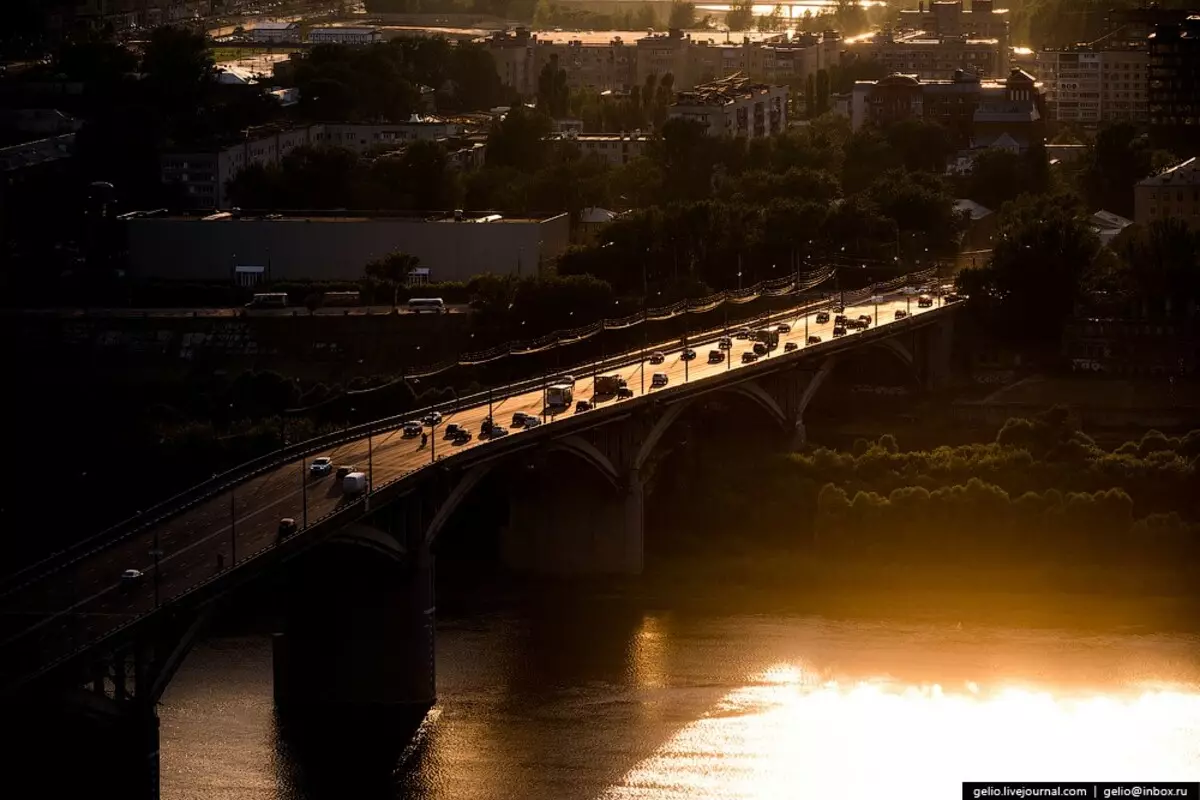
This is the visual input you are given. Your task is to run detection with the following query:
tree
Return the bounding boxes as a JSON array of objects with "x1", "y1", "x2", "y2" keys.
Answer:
[
  {"x1": 957, "y1": 194, "x2": 1102, "y2": 344},
  {"x1": 668, "y1": 0, "x2": 696, "y2": 28},
  {"x1": 965, "y1": 148, "x2": 1038, "y2": 211},
  {"x1": 726, "y1": 0, "x2": 754, "y2": 31},
  {"x1": 885, "y1": 119, "x2": 955, "y2": 174},
  {"x1": 1079, "y1": 122, "x2": 1175, "y2": 217},
  {"x1": 805, "y1": 74, "x2": 816, "y2": 119},
  {"x1": 536, "y1": 54, "x2": 569, "y2": 118},
  {"x1": 141, "y1": 26, "x2": 215, "y2": 111},
  {"x1": 1113, "y1": 217, "x2": 1200, "y2": 317},
  {"x1": 486, "y1": 105, "x2": 554, "y2": 171},
  {"x1": 365, "y1": 252, "x2": 422, "y2": 307},
  {"x1": 814, "y1": 69, "x2": 831, "y2": 116}
]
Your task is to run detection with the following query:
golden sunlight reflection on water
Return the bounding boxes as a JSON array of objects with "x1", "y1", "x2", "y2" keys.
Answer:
[{"x1": 604, "y1": 664, "x2": 1200, "y2": 800}]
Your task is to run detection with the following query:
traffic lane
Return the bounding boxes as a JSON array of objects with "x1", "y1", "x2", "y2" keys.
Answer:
[{"x1": 6, "y1": 294, "x2": 927, "y2": 626}]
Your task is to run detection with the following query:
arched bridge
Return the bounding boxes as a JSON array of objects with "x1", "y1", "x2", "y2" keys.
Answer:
[{"x1": 0, "y1": 286, "x2": 962, "y2": 799}]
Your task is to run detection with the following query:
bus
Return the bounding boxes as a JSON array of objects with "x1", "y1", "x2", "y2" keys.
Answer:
[
  {"x1": 322, "y1": 291, "x2": 362, "y2": 307},
  {"x1": 245, "y1": 293, "x2": 288, "y2": 309},
  {"x1": 408, "y1": 297, "x2": 447, "y2": 315}
]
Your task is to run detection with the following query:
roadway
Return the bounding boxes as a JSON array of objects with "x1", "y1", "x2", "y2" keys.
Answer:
[{"x1": 0, "y1": 290, "x2": 941, "y2": 686}]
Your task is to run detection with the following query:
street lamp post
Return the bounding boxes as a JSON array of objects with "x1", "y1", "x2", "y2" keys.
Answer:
[
  {"x1": 150, "y1": 532, "x2": 161, "y2": 608},
  {"x1": 640, "y1": 309, "x2": 647, "y2": 394},
  {"x1": 367, "y1": 423, "x2": 374, "y2": 501},
  {"x1": 230, "y1": 487, "x2": 236, "y2": 563},
  {"x1": 431, "y1": 420, "x2": 437, "y2": 463},
  {"x1": 300, "y1": 457, "x2": 308, "y2": 528}
]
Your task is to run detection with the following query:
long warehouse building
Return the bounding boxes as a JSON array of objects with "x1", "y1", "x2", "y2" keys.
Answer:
[{"x1": 125, "y1": 210, "x2": 571, "y2": 285}]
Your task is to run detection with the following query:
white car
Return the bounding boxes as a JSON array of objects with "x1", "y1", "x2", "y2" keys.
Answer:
[
  {"x1": 121, "y1": 569, "x2": 144, "y2": 584},
  {"x1": 309, "y1": 457, "x2": 333, "y2": 476},
  {"x1": 422, "y1": 412, "x2": 443, "y2": 426}
]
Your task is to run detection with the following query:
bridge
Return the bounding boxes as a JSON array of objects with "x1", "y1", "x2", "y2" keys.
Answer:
[{"x1": 0, "y1": 274, "x2": 962, "y2": 798}]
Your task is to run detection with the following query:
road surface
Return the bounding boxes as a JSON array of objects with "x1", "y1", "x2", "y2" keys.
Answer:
[
  {"x1": 0, "y1": 291, "x2": 943, "y2": 684},
  {"x1": 3, "y1": 305, "x2": 471, "y2": 319}
]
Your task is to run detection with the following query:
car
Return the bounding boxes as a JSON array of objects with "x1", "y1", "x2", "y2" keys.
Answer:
[
  {"x1": 832, "y1": 325, "x2": 847, "y2": 337},
  {"x1": 807, "y1": 335, "x2": 822, "y2": 345},
  {"x1": 859, "y1": 314, "x2": 872, "y2": 325},
  {"x1": 649, "y1": 351, "x2": 666, "y2": 365},
  {"x1": 815, "y1": 311, "x2": 830, "y2": 324},
  {"x1": 708, "y1": 350, "x2": 725, "y2": 363},
  {"x1": 734, "y1": 328, "x2": 751, "y2": 340},
  {"x1": 833, "y1": 305, "x2": 845, "y2": 314},
  {"x1": 557, "y1": 374, "x2": 576, "y2": 386},
  {"x1": 510, "y1": 412, "x2": 529, "y2": 428},
  {"x1": 834, "y1": 314, "x2": 847, "y2": 326},
  {"x1": 490, "y1": 425, "x2": 509, "y2": 437},
  {"x1": 718, "y1": 336, "x2": 732, "y2": 349},
  {"x1": 309, "y1": 457, "x2": 333, "y2": 476},
  {"x1": 894, "y1": 309, "x2": 908, "y2": 320},
  {"x1": 523, "y1": 416, "x2": 542, "y2": 427},
  {"x1": 336, "y1": 465, "x2": 357, "y2": 480},
  {"x1": 402, "y1": 423, "x2": 422, "y2": 438},
  {"x1": 681, "y1": 348, "x2": 697, "y2": 361},
  {"x1": 121, "y1": 568, "x2": 145, "y2": 585},
  {"x1": 742, "y1": 351, "x2": 759, "y2": 363},
  {"x1": 918, "y1": 295, "x2": 933, "y2": 308},
  {"x1": 451, "y1": 429, "x2": 473, "y2": 444},
  {"x1": 775, "y1": 323, "x2": 790, "y2": 333},
  {"x1": 422, "y1": 412, "x2": 443, "y2": 426},
  {"x1": 616, "y1": 387, "x2": 634, "y2": 399},
  {"x1": 444, "y1": 423, "x2": 463, "y2": 438},
  {"x1": 753, "y1": 342, "x2": 768, "y2": 356},
  {"x1": 575, "y1": 400, "x2": 592, "y2": 414},
  {"x1": 481, "y1": 417, "x2": 494, "y2": 435},
  {"x1": 651, "y1": 372, "x2": 669, "y2": 388},
  {"x1": 945, "y1": 292, "x2": 962, "y2": 303},
  {"x1": 278, "y1": 517, "x2": 298, "y2": 538},
  {"x1": 784, "y1": 341, "x2": 799, "y2": 352}
]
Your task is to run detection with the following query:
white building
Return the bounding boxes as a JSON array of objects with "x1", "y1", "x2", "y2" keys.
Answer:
[
  {"x1": 669, "y1": 73, "x2": 788, "y2": 138},
  {"x1": 125, "y1": 211, "x2": 572, "y2": 284},
  {"x1": 560, "y1": 133, "x2": 651, "y2": 167},
  {"x1": 248, "y1": 21, "x2": 300, "y2": 44},
  {"x1": 308, "y1": 27, "x2": 382, "y2": 45},
  {"x1": 1035, "y1": 47, "x2": 1148, "y2": 126}
]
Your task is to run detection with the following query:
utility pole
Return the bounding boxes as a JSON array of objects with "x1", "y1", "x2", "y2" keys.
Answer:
[
  {"x1": 367, "y1": 423, "x2": 374, "y2": 502},
  {"x1": 640, "y1": 309, "x2": 647, "y2": 394},
  {"x1": 301, "y1": 457, "x2": 307, "y2": 527},
  {"x1": 230, "y1": 488, "x2": 236, "y2": 563},
  {"x1": 150, "y1": 531, "x2": 161, "y2": 608}
]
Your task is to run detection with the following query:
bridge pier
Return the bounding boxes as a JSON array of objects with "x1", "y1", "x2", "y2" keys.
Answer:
[
  {"x1": 503, "y1": 469, "x2": 644, "y2": 575},
  {"x1": 272, "y1": 539, "x2": 435, "y2": 784}
]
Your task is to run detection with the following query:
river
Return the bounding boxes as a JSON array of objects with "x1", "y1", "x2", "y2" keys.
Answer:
[{"x1": 160, "y1": 585, "x2": 1200, "y2": 800}]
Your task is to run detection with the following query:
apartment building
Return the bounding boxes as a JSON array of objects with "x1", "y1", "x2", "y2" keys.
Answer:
[
  {"x1": 669, "y1": 74, "x2": 788, "y2": 138},
  {"x1": 559, "y1": 133, "x2": 652, "y2": 166},
  {"x1": 844, "y1": 30, "x2": 1006, "y2": 80},
  {"x1": 897, "y1": 0, "x2": 1010, "y2": 57},
  {"x1": 848, "y1": 68, "x2": 1044, "y2": 151},
  {"x1": 483, "y1": 28, "x2": 839, "y2": 97},
  {"x1": 1135, "y1": 157, "x2": 1200, "y2": 228},
  {"x1": 1035, "y1": 47, "x2": 1148, "y2": 126},
  {"x1": 1148, "y1": 17, "x2": 1200, "y2": 155},
  {"x1": 161, "y1": 120, "x2": 470, "y2": 209},
  {"x1": 66, "y1": 0, "x2": 212, "y2": 31},
  {"x1": 308, "y1": 27, "x2": 382, "y2": 45}
]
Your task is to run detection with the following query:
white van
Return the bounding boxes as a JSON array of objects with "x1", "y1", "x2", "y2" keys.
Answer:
[{"x1": 343, "y1": 472, "x2": 368, "y2": 495}]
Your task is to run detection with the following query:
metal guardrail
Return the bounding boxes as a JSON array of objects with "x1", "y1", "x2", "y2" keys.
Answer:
[
  {"x1": 0, "y1": 287, "x2": 959, "y2": 693},
  {"x1": 0, "y1": 270, "x2": 939, "y2": 600}
]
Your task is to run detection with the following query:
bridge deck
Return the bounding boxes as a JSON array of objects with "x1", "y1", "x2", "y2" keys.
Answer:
[{"x1": 0, "y1": 287, "x2": 958, "y2": 693}]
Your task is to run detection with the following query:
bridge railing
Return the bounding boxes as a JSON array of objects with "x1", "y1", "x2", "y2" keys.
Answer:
[
  {"x1": 0, "y1": 270, "x2": 938, "y2": 597},
  {"x1": 0, "y1": 290, "x2": 960, "y2": 692}
]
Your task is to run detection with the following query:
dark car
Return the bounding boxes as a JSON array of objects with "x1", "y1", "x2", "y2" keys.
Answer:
[
  {"x1": 945, "y1": 292, "x2": 962, "y2": 303},
  {"x1": 834, "y1": 314, "x2": 847, "y2": 326},
  {"x1": 481, "y1": 417, "x2": 494, "y2": 435},
  {"x1": 918, "y1": 295, "x2": 934, "y2": 308},
  {"x1": 575, "y1": 400, "x2": 592, "y2": 414},
  {"x1": 833, "y1": 305, "x2": 845, "y2": 314},
  {"x1": 784, "y1": 341, "x2": 798, "y2": 351},
  {"x1": 681, "y1": 348, "x2": 697, "y2": 361},
  {"x1": 336, "y1": 465, "x2": 356, "y2": 480},
  {"x1": 859, "y1": 314, "x2": 872, "y2": 325},
  {"x1": 708, "y1": 350, "x2": 725, "y2": 364},
  {"x1": 742, "y1": 351, "x2": 759, "y2": 363},
  {"x1": 832, "y1": 325, "x2": 847, "y2": 337},
  {"x1": 511, "y1": 412, "x2": 528, "y2": 428},
  {"x1": 616, "y1": 387, "x2": 634, "y2": 399},
  {"x1": 894, "y1": 309, "x2": 908, "y2": 320},
  {"x1": 451, "y1": 429, "x2": 473, "y2": 444},
  {"x1": 815, "y1": 311, "x2": 830, "y2": 324},
  {"x1": 278, "y1": 517, "x2": 298, "y2": 539},
  {"x1": 753, "y1": 342, "x2": 768, "y2": 356},
  {"x1": 807, "y1": 335, "x2": 821, "y2": 345}
]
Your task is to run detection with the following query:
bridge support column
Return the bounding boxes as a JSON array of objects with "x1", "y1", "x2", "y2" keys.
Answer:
[
  {"x1": 921, "y1": 316, "x2": 954, "y2": 390},
  {"x1": 504, "y1": 470, "x2": 644, "y2": 576},
  {"x1": 790, "y1": 420, "x2": 808, "y2": 451},
  {"x1": 273, "y1": 538, "x2": 435, "y2": 782}
]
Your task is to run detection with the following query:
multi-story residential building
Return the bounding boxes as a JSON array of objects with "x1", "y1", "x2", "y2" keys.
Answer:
[
  {"x1": 1106, "y1": 6, "x2": 1199, "y2": 50},
  {"x1": 558, "y1": 132, "x2": 652, "y2": 166},
  {"x1": 66, "y1": 0, "x2": 212, "y2": 32},
  {"x1": 844, "y1": 30, "x2": 1006, "y2": 80},
  {"x1": 308, "y1": 27, "x2": 382, "y2": 46},
  {"x1": 897, "y1": 0, "x2": 1010, "y2": 57},
  {"x1": 1135, "y1": 157, "x2": 1200, "y2": 228},
  {"x1": 848, "y1": 68, "x2": 1044, "y2": 151},
  {"x1": 483, "y1": 28, "x2": 839, "y2": 97},
  {"x1": 161, "y1": 120, "x2": 472, "y2": 209},
  {"x1": 1035, "y1": 47, "x2": 1148, "y2": 126},
  {"x1": 1148, "y1": 17, "x2": 1200, "y2": 155},
  {"x1": 669, "y1": 74, "x2": 788, "y2": 138},
  {"x1": 248, "y1": 21, "x2": 300, "y2": 44}
]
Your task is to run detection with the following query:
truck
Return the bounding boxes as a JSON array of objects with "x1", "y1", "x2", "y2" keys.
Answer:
[
  {"x1": 545, "y1": 383, "x2": 574, "y2": 408},
  {"x1": 342, "y1": 472, "x2": 368, "y2": 495},
  {"x1": 595, "y1": 374, "x2": 627, "y2": 395}
]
